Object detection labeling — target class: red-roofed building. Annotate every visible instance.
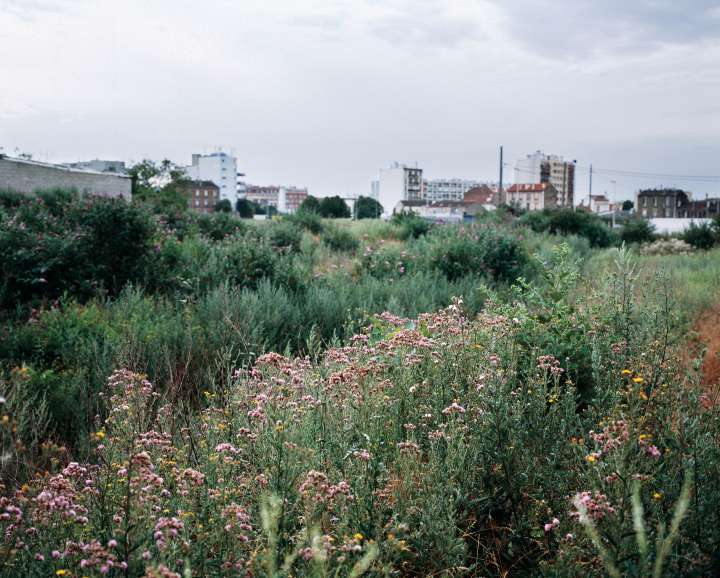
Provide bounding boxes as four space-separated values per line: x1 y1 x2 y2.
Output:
505 183 558 211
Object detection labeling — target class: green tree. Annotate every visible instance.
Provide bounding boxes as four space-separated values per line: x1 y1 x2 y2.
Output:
235 198 255 218
214 199 232 213
298 195 321 214
622 200 634 212
319 196 351 219
127 159 189 211
354 196 383 219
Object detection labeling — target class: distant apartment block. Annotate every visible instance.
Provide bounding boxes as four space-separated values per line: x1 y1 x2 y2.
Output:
515 151 574 208
637 188 720 219
177 180 220 214
636 188 691 218
245 185 308 214
184 152 240 204
506 183 558 211
423 178 490 203
376 163 423 214
0 155 131 198
66 159 127 174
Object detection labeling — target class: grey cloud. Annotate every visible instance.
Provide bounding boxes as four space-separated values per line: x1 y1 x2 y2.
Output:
493 0 720 58
369 14 481 48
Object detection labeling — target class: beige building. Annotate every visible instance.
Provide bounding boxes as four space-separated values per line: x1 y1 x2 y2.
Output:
505 183 558 211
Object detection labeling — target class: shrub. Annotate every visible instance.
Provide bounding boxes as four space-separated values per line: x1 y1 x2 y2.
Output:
318 195 351 219
520 209 617 248
0 194 156 310
392 211 431 239
213 199 233 213
681 221 717 250
321 224 359 253
285 211 324 235
428 227 529 282
619 219 656 245
264 220 304 254
195 212 246 241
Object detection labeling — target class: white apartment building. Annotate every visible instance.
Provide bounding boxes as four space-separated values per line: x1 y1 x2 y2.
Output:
514 151 575 208
376 163 423 215
422 178 489 202
184 152 239 204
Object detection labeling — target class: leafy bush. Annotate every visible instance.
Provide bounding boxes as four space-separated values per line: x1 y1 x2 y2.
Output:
428 227 530 282
392 211 431 239
194 212 246 241
681 221 717 250
321 224 359 253
285 210 324 235
520 209 617 248
620 219 656 245
0 194 156 310
319 195 351 218
264 220 304 254
213 199 233 213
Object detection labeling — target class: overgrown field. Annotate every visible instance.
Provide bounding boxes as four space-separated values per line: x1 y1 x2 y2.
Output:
1 191 720 576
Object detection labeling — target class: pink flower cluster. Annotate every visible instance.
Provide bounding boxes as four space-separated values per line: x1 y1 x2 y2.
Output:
589 420 629 456
572 491 616 521
299 470 354 505
537 355 565 376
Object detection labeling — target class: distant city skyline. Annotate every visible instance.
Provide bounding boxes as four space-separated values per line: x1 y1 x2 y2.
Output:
2 0 720 202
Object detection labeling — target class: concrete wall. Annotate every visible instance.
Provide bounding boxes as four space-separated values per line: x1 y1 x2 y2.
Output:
0 157 131 198
649 218 712 235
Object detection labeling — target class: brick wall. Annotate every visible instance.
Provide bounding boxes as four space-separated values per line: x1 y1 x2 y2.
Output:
0 157 131 199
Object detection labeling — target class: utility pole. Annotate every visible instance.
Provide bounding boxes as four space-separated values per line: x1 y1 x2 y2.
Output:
499 145 504 204
588 164 593 207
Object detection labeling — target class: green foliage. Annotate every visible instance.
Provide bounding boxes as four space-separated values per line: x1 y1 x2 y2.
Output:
194 212 247 241
427 227 530 283
127 159 189 211
520 209 617 247
236 198 255 218
319 195 351 219
620 218 656 245
622 199 634 211
0 193 156 310
681 221 717 250
214 199 232 213
392 211 431 239
354 196 383 219
285 210 324 234
298 195 321 214
265 220 304 254
321 224 359 253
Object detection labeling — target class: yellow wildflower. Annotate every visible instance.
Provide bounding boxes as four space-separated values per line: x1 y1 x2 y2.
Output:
653 492 663 501
353 533 364 541
633 377 644 384
586 455 597 463
621 369 632 375
94 430 105 440
56 571 67 577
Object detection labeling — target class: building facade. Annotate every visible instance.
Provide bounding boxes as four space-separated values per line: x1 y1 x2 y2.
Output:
422 178 490 203
0 155 131 198
515 151 574 208
177 180 220 214
505 183 558 211
184 152 239 205
377 163 423 215
280 187 308 213
636 189 691 218
245 185 280 208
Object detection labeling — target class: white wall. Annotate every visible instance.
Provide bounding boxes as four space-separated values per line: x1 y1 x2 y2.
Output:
378 167 406 215
649 218 712 235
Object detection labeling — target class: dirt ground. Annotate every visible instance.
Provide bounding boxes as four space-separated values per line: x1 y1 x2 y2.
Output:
695 305 720 389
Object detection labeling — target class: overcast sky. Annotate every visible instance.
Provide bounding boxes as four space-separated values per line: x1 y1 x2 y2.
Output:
2 0 720 201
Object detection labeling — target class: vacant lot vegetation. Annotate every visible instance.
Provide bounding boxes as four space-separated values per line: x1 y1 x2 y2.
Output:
1 191 719 577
